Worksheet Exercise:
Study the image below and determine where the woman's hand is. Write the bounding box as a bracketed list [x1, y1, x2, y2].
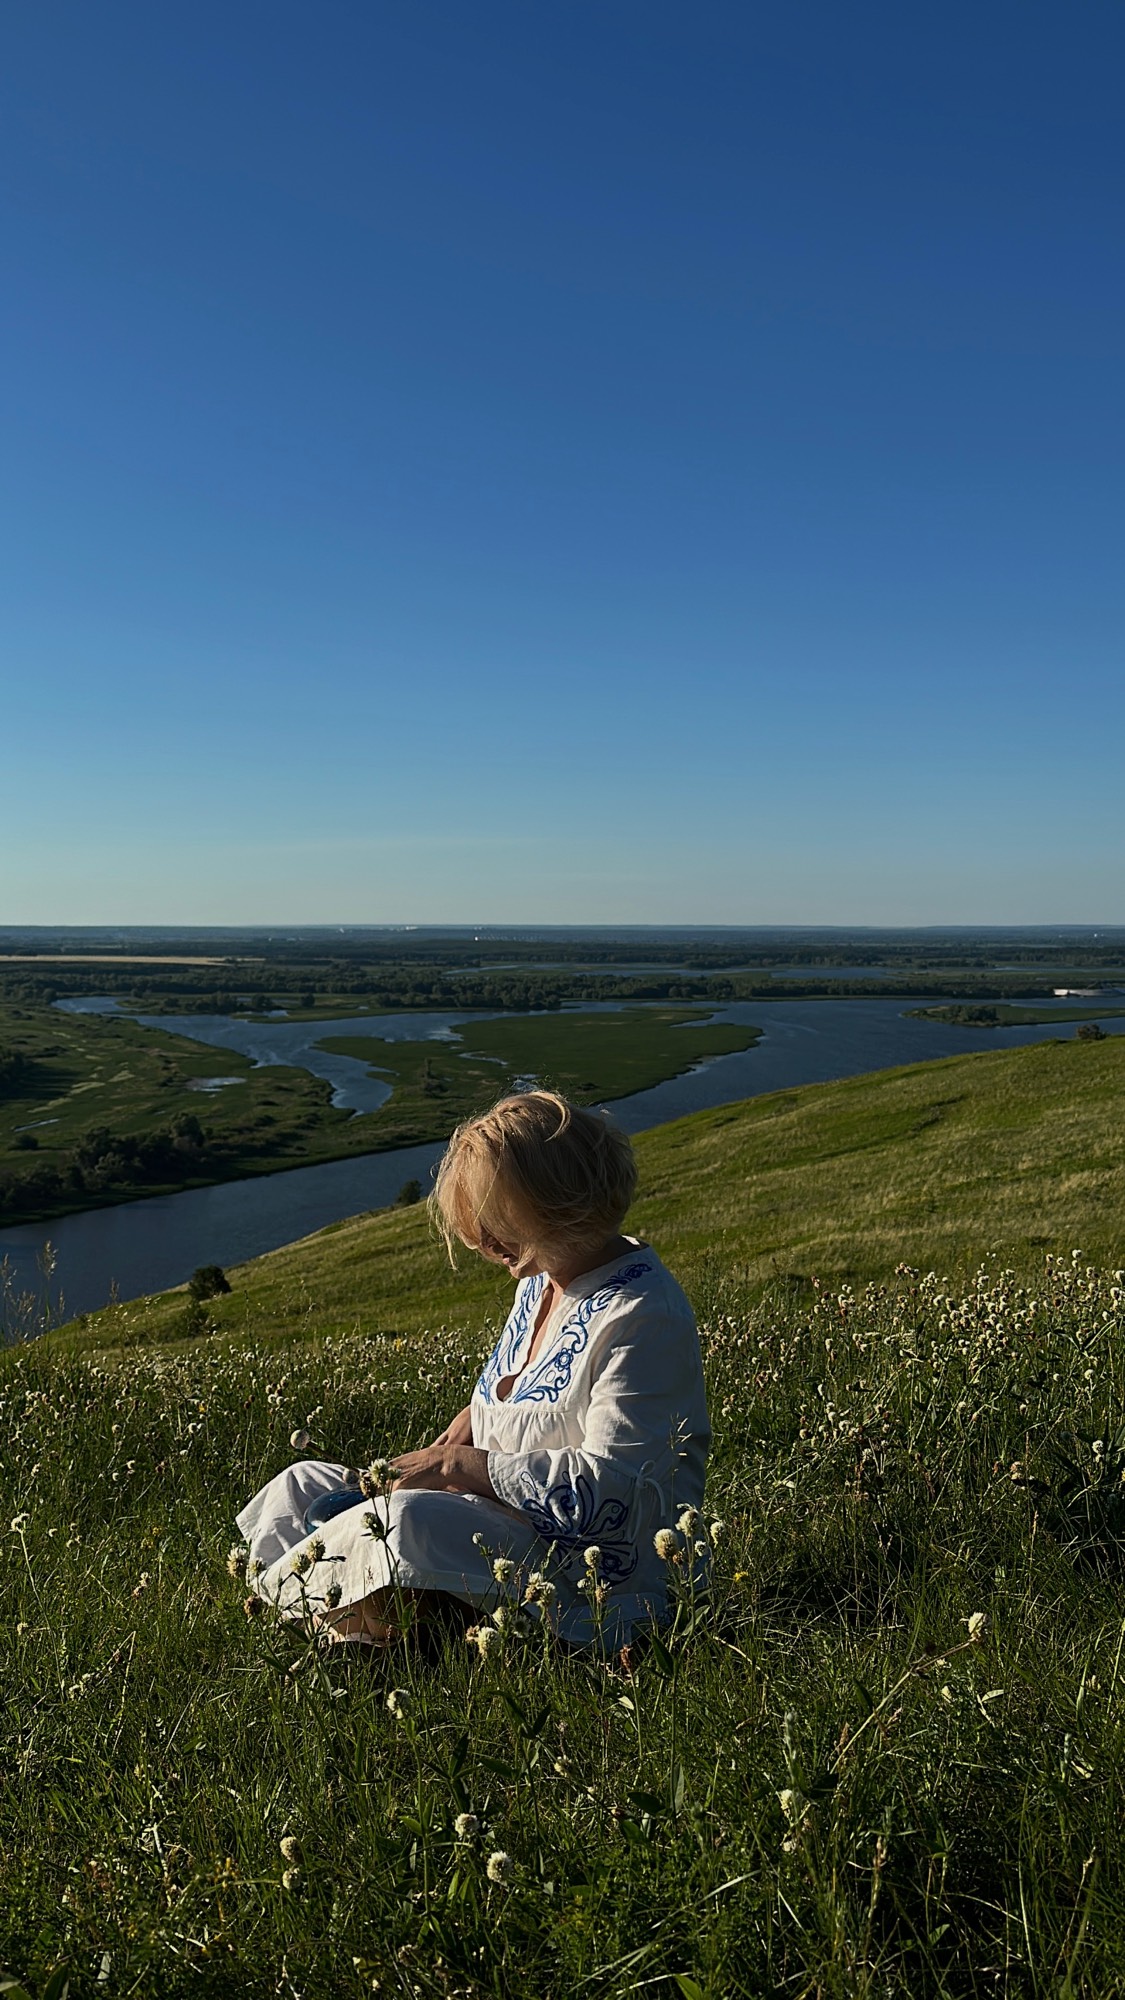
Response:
[390, 1443, 496, 1500]
[429, 1405, 473, 1450]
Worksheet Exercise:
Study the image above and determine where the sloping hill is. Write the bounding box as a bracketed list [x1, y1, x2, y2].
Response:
[67, 1035, 1125, 1350]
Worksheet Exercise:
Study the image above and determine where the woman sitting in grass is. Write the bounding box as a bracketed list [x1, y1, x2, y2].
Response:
[236, 1090, 710, 1650]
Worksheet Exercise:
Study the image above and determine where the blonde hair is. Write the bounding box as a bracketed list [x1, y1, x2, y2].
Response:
[431, 1090, 637, 1266]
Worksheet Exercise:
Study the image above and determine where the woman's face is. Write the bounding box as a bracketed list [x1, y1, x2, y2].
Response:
[477, 1225, 544, 1281]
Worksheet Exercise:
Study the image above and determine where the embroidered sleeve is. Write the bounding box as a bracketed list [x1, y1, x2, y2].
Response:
[486, 1290, 707, 1583]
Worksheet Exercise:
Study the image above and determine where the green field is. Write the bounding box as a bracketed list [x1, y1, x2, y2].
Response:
[0, 1001, 360, 1224]
[315, 1006, 762, 1148]
[4, 1040, 1125, 1995]
[912, 1002, 1125, 1028]
[0, 1002, 758, 1226]
[75, 1033, 1125, 1352]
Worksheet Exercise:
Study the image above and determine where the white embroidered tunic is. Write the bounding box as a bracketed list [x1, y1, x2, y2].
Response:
[236, 1239, 710, 1647]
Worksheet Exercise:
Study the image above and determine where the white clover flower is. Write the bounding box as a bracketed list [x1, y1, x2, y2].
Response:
[709, 1519, 725, 1545]
[359, 1458, 394, 1497]
[523, 1571, 556, 1608]
[777, 1787, 807, 1821]
[279, 1835, 302, 1864]
[10, 1514, 29, 1533]
[486, 1850, 515, 1883]
[281, 1867, 301, 1891]
[967, 1611, 988, 1644]
[226, 1543, 248, 1580]
[472, 1531, 487, 1549]
[653, 1528, 679, 1561]
[693, 1539, 709, 1559]
[306, 1535, 326, 1562]
[491, 1556, 514, 1583]
[386, 1688, 411, 1721]
[473, 1625, 502, 1660]
[676, 1507, 700, 1538]
[454, 1811, 480, 1839]
[289, 1428, 312, 1450]
[324, 1582, 343, 1609]
[289, 1549, 314, 1578]
[583, 1545, 601, 1572]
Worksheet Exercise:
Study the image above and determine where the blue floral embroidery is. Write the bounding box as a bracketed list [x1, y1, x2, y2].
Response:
[475, 1274, 545, 1405]
[518, 1474, 638, 1581]
[511, 1262, 652, 1405]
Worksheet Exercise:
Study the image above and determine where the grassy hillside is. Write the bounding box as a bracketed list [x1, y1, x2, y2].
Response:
[71, 1034, 1125, 1353]
[4, 1039, 1125, 1994]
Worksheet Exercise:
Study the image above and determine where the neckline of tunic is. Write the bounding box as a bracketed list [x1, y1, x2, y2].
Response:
[492, 1239, 652, 1405]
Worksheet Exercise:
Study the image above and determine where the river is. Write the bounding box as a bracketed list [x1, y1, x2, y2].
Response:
[2, 995, 1122, 1324]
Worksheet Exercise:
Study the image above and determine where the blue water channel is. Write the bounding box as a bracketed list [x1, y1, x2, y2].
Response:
[2, 994, 1123, 1322]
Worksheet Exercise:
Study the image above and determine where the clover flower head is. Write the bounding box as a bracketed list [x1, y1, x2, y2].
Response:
[306, 1535, 326, 1562]
[454, 1811, 480, 1839]
[289, 1428, 312, 1451]
[967, 1611, 988, 1644]
[676, 1507, 700, 1538]
[386, 1688, 411, 1721]
[472, 1625, 502, 1660]
[359, 1458, 394, 1497]
[486, 1850, 515, 1883]
[10, 1514, 29, 1533]
[583, 1544, 601, 1572]
[226, 1543, 248, 1580]
[491, 1555, 514, 1583]
[279, 1835, 302, 1864]
[324, 1582, 343, 1609]
[709, 1519, 725, 1545]
[281, 1867, 301, 1892]
[653, 1528, 679, 1561]
[523, 1571, 556, 1608]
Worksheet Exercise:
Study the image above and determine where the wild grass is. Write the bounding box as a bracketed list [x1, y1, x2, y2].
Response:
[4, 1254, 1125, 1995]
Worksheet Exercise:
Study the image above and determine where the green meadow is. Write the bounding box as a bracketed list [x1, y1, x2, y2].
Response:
[2, 1039, 1124, 1997]
[0, 1002, 757, 1227]
[913, 1003, 1125, 1030]
[315, 1006, 761, 1151]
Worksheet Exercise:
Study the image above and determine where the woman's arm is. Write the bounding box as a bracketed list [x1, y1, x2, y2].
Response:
[390, 1440, 496, 1498]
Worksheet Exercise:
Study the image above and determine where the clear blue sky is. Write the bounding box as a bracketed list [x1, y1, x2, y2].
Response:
[2, 1, 1122, 924]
